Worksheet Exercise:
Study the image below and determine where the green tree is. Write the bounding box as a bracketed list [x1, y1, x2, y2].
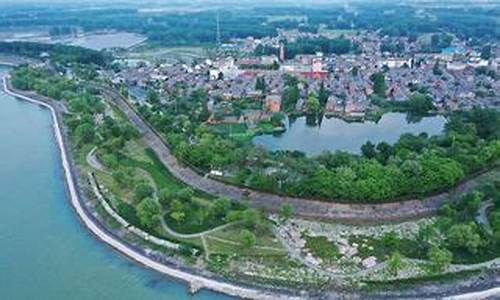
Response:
[147, 89, 159, 105]
[270, 112, 285, 127]
[427, 246, 452, 274]
[433, 61, 443, 76]
[170, 211, 186, 225]
[480, 45, 491, 60]
[318, 81, 329, 107]
[212, 197, 231, 219]
[282, 84, 300, 112]
[461, 191, 483, 220]
[75, 122, 95, 145]
[242, 208, 259, 228]
[446, 223, 482, 254]
[361, 141, 377, 159]
[381, 231, 400, 250]
[170, 199, 186, 215]
[351, 66, 359, 76]
[280, 203, 295, 220]
[239, 229, 256, 249]
[306, 94, 321, 115]
[242, 208, 267, 233]
[255, 76, 266, 92]
[175, 187, 194, 202]
[136, 197, 161, 229]
[387, 251, 404, 276]
[407, 93, 435, 114]
[134, 183, 154, 201]
[158, 188, 173, 207]
[376, 142, 393, 164]
[112, 170, 131, 188]
[249, 172, 278, 192]
[370, 72, 387, 97]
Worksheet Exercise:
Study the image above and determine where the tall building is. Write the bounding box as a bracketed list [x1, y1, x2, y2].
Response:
[216, 12, 221, 48]
[279, 43, 286, 62]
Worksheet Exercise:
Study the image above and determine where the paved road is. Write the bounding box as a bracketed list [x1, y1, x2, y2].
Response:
[160, 216, 241, 239]
[477, 200, 494, 235]
[86, 146, 111, 174]
[92, 84, 497, 223]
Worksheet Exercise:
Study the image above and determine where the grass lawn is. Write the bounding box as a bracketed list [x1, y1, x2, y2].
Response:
[208, 223, 285, 256]
[304, 235, 340, 262]
[349, 235, 425, 261]
[210, 123, 248, 137]
[164, 207, 227, 234]
[94, 171, 132, 204]
[123, 139, 152, 163]
[205, 235, 287, 257]
[138, 148, 213, 198]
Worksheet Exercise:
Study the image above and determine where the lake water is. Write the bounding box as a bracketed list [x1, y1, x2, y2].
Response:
[0, 66, 234, 300]
[68, 32, 146, 50]
[253, 113, 447, 156]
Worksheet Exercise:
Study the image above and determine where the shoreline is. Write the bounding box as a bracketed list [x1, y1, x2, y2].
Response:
[2, 73, 500, 299]
[1, 75, 302, 300]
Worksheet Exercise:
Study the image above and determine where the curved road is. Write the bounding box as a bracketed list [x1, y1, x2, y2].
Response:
[94, 84, 496, 223]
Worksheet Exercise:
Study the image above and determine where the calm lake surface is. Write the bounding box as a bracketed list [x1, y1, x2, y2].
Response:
[253, 113, 447, 156]
[0, 67, 234, 300]
[69, 32, 146, 50]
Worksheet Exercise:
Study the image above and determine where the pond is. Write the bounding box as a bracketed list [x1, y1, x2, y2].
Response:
[252, 112, 447, 156]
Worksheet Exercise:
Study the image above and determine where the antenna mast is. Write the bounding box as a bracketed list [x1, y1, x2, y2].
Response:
[216, 12, 221, 48]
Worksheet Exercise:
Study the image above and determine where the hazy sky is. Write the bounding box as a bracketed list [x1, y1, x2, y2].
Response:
[0, 0, 495, 8]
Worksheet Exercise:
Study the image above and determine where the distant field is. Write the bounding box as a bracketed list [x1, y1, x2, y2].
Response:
[126, 45, 209, 63]
[318, 28, 362, 38]
[267, 15, 307, 23]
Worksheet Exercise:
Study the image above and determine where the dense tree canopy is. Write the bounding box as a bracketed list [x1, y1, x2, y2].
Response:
[0, 41, 111, 66]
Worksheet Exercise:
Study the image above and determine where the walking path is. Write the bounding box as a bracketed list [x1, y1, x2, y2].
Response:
[92, 83, 498, 223]
[88, 172, 180, 250]
[85, 144, 250, 253]
[476, 200, 494, 235]
[86, 146, 111, 174]
[3, 76, 303, 300]
[160, 216, 240, 239]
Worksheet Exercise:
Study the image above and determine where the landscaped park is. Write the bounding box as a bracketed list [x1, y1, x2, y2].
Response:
[8, 57, 500, 297]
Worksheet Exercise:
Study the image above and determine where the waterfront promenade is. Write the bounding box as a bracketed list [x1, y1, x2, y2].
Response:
[2, 76, 303, 300]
